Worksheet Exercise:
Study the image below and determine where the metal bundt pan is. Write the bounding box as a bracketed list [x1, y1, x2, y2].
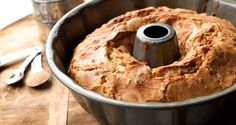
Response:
[46, 0, 236, 125]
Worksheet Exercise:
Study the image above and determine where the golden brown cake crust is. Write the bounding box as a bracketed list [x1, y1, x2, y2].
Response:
[68, 7, 236, 102]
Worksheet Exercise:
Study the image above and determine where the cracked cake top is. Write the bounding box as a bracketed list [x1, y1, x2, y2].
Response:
[68, 6, 236, 102]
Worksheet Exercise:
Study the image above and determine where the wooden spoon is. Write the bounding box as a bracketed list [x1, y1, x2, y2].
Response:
[25, 53, 51, 87]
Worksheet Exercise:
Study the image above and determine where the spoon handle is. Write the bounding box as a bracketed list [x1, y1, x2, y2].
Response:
[17, 48, 41, 73]
[0, 46, 41, 67]
[31, 53, 43, 73]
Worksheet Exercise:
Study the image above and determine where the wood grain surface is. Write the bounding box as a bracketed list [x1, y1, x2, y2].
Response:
[0, 16, 99, 125]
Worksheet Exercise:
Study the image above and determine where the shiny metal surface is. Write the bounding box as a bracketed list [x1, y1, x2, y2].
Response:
[46, 0, 236, 125]
[133, 23, 180, 68]
[0, 46, 41, 67]
[32, 0, 84, 23]
[32, 0, 84, 41]
[4, 47, 42, 85]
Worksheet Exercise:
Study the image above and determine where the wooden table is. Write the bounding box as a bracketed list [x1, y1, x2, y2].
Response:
[0, 15, 100, 125]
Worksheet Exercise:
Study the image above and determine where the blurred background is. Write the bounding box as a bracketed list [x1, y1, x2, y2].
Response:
[0, 0, 33, 30]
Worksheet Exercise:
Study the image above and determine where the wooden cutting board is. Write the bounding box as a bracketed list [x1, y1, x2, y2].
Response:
[0, 15, 99, 125]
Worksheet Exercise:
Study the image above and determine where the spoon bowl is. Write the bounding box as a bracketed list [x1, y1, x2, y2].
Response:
[25, 53, 51, 87]
[4, 72, 24, 85]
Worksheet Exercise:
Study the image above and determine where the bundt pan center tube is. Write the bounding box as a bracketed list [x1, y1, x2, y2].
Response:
[46, 0, 236, 125]
[133, 23, 180, 68]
